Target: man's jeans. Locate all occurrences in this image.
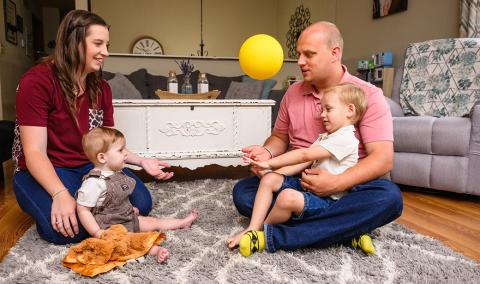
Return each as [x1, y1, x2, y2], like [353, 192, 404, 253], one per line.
[13, 163, 152, 244]
[233, 176, 403, 252]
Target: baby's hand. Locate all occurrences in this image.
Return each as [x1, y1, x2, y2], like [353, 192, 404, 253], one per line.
[243, 156, 270, 170]
[132, 207, 139, 216]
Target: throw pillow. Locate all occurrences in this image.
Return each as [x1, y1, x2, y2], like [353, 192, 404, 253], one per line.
[399, 38, 480, 117]
[126, 69, 148, 99]
[224, 81, 264, 100]
[102, 69, 148, 99]
[242, 76, 277, 99]
[206, 73, 243, 99]
[102, 70, 115, 81]
[107, 73, 143, 100]
[146, 73, 168, 99]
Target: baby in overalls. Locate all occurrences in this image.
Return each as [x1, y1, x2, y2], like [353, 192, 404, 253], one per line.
[76, 127, 198, 263]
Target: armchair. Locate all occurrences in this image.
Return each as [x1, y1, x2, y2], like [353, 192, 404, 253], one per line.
[385, 38, 480, 196]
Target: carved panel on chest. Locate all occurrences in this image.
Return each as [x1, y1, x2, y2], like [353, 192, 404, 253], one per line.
[113, 99, 275, 169]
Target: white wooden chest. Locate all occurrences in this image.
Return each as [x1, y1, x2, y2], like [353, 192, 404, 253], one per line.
[113, 99, 275, 169]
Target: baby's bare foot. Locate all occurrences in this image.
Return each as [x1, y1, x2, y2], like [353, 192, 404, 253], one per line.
[156, 247, 169, 263]
[226, 229, 248, 249]
[179, 209, 199, 229]
[149, 245, 169, 263]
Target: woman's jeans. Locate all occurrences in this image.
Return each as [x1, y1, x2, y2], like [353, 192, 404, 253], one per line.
[13, 163, 152, 244]
[233, 176, 403, 253]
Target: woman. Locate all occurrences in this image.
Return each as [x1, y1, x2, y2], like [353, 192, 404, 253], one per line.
[12, 10, 172, 244]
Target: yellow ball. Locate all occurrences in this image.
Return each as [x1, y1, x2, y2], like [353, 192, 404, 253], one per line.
[239, 34, 284, 80]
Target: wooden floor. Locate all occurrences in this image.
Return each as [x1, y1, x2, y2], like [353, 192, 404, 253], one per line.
[1, 162, 479, 263]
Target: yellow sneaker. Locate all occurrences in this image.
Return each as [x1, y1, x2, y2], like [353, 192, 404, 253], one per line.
[239, 230, 265, 257]
[352, 234, 375, 255]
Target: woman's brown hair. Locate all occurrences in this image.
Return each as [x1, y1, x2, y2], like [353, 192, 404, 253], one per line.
[43, 10, 108, 125]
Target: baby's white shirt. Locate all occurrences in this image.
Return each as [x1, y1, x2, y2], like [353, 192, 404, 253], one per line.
[76, 170, 115, 207]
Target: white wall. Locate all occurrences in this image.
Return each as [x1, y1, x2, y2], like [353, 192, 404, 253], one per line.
[91, 0, 278, 57]
[91, 0, 459, 73]
[337, 0, 459, 71]
[276, 0, 336, 58]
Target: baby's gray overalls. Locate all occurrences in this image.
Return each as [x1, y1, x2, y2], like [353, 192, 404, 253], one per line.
[84, 169, 140, 232]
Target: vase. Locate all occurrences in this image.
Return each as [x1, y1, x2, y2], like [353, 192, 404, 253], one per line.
[181, 73, 193, 94]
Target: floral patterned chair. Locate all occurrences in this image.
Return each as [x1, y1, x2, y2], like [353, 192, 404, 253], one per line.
[386, 38, 480, 196]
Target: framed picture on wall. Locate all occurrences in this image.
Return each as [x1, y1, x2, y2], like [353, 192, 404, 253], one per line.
[3, 0, 17, 45]
[373, 0, 408, 19]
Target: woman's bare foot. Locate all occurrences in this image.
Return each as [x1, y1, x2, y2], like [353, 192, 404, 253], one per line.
[226, 229, 248, 249]
[179, 209, 199, 229]
[149, 245, 169, 263]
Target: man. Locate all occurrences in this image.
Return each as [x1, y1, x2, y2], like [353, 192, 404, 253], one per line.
[232, 21, 403, 254]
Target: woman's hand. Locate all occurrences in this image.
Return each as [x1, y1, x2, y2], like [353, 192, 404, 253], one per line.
[51, 190, 79, 238]
[140, 158, 174, 180]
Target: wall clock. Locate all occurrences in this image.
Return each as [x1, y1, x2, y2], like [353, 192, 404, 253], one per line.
[131, 36, 164, 55]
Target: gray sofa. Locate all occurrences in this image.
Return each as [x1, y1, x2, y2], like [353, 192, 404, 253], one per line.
[385, 38, 480, 196]
[103, 69, 286, 127]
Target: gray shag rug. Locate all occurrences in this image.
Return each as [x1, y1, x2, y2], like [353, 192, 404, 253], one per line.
[0, 179, 479, 284]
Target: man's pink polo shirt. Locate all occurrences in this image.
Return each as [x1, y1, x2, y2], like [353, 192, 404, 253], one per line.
[274, 66, 393, 159]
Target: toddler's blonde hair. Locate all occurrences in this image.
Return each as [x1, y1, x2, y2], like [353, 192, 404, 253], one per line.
[82, 127, 125, 163]
[323, 83, 368, 123]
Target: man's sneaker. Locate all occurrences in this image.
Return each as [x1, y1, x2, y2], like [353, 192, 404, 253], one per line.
[352, 233, 375, 255]
[239, 230, 265, 257]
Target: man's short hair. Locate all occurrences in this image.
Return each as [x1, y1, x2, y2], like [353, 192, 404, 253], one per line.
[82, 127, 125, 163]
[323, 83, 368, 123]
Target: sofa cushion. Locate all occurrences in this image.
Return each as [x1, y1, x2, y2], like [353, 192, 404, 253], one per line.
[103, 69, 148, 99]
[146, 73, 168, 99]
[431, 155, 469, 193]
[224, 81, 264, 100]
[206, 73, 243, 99]
[102, 70, 115, 81]
[125, 69, 148, 99]
[393, 116, 471, 156]
[393, 116, 435, 154]
[432, 117, 470, 156]
[242, 76, 277, 99]
[391, 152, 469, 193]
[391, 152, 432, 188]
[108, 73, 143, 100]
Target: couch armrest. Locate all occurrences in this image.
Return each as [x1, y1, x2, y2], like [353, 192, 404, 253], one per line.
[385, 96, 404, 117]
[467, 102, 480, 195]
